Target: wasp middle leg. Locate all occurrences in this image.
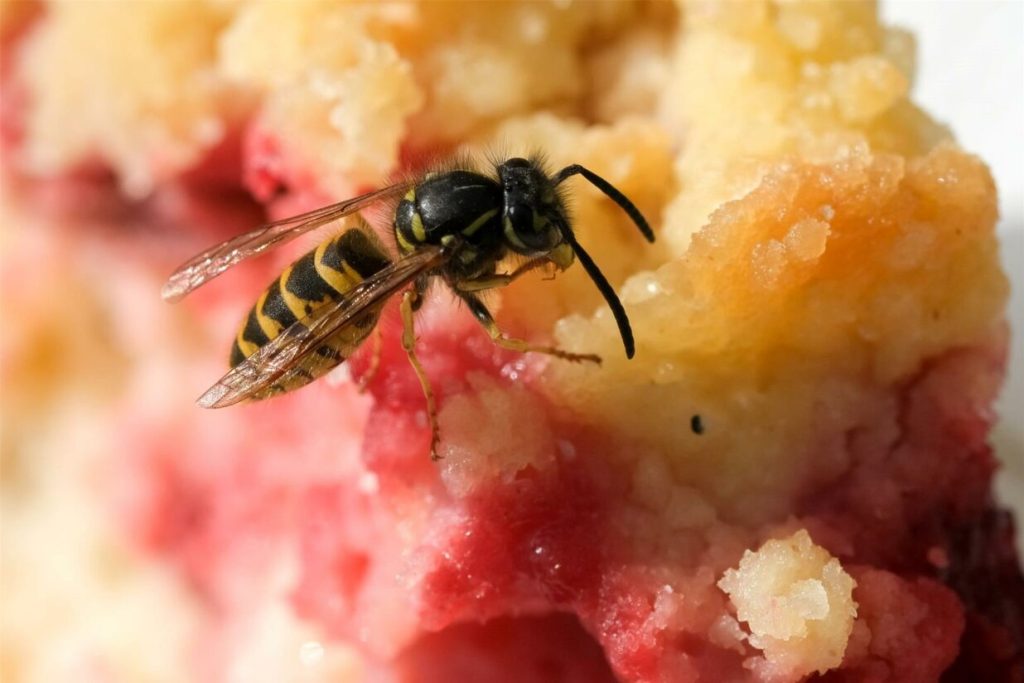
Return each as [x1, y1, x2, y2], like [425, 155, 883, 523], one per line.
[400, 288, 441, 460]
[457, 292, 601, 365]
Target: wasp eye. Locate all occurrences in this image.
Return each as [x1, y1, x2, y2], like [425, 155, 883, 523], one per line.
[508, 203, 534, 234]
[506, 203, 557, 253]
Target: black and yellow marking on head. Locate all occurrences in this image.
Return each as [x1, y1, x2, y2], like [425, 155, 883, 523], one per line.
[503, 215, 529, 251]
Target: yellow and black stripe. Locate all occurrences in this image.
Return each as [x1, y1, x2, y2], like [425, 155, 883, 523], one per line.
[229, 228, 391, 395]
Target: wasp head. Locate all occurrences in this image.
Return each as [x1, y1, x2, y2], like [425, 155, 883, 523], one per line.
[497, 157, 566, 259]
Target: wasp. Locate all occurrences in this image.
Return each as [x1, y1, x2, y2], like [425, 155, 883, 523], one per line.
[163, 156, 654, 459]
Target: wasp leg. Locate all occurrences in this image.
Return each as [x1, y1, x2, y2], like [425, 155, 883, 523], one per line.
[458, 292, 602, 365]
[356, 326, 384, 393]
[400, 289, 441, 460]
[454, 258, 550, 293]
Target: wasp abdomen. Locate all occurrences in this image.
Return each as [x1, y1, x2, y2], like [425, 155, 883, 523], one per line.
[230, 229, 391, 396]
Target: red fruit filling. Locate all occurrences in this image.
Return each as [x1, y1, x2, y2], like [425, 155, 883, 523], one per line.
[114, 291, 1022, 681]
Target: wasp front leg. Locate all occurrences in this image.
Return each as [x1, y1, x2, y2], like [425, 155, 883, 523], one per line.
[453, 258, 552, 293]
[457, 292, 601, 365]
[400, 288, 441, 460]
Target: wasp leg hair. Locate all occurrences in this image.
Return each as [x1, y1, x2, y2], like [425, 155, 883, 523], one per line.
[458, 292, 601, 365]
[356, 326, 384, 393]
[453, 258, 550, 293]
[553, 165, 655, 243]
[400, 289, 441, 460]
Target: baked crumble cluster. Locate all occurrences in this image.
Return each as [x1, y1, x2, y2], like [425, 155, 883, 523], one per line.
[2, 1, 1019, 682]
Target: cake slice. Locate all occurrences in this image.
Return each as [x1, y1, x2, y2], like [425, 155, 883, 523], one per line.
[1, 1, 1019, 681]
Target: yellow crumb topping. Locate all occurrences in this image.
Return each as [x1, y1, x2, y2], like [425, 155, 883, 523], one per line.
[542, 0, 1006, 522]
[4, 1, 1010, 680]
[19, 1, 641, 199]
[719, 530, 857, 679]
[19, 0, 237, 197]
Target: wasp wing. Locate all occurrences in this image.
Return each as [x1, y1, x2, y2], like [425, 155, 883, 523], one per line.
[162, 182, 412, 302]
[196, 244, 447, 408]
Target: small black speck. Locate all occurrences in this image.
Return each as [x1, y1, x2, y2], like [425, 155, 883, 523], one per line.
[690, 414, 704, 435]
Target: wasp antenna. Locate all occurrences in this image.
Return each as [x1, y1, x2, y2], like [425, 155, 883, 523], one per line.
[553, 217, 635, 359]
[554, 164, 655, 243]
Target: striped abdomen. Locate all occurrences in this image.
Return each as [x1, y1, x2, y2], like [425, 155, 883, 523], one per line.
[230, 228, 391, 398]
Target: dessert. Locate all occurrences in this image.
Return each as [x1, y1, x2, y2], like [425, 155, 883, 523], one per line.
[2, 1, 1020, 681]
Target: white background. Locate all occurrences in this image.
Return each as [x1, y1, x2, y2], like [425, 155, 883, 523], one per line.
[882, 1, 1024, 519]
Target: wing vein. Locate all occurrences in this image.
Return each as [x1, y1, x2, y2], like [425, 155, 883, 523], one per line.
[197, 245, 448, 408]
[162, 183, 411, 302]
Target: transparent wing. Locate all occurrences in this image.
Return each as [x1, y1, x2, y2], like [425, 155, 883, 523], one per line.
[162, 182, 412, 302]
[196, 245, 448, 408]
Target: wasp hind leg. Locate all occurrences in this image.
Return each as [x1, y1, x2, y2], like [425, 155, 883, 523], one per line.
[400, 289, 442, 460]
[458, 292, 602, 365]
